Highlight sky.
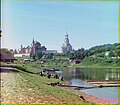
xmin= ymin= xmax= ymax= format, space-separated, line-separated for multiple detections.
xmin=1 ymin=0 xmax=119 ymax=52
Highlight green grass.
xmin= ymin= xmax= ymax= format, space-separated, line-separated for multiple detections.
xmin=18 ymin=66 xmax=82 ymax=103
xmin=23 ymin=60 xmax=69 ymax=69
xmin=1 ymin=63 xmax=85 ymax=104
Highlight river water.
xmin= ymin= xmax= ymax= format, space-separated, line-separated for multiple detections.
xmin=56 ymin=67 xmax=119 ymax=104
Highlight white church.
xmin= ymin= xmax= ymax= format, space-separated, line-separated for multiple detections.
xmin=61 ymin=33 xmax=73 ymax=53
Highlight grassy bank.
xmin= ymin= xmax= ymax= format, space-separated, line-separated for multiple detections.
xmin=1 ymin=62 xmax=114 ymax=104
xmin=71 ymin=64 xmax=120 ymax=69
xmin=1 ymin=63 xmax=86 ymax=104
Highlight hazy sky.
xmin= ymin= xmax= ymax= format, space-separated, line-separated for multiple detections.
xmin=1 ymin=0 xmax=119 ymax=51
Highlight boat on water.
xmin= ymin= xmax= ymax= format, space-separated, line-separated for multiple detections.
xmin=43 ymin=68 xmax=59 ymax=72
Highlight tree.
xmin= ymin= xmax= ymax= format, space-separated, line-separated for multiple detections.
xmin=116 ymin=45 xmax=120 ymax=57
xmin=32 ymin=54 xmax=36 ymax=59
xmin=35 ymin=50 xmax=43 ymax=59
xmin=44 ymin=53 xmax=53 ymax=59
xmin=76 ymin=48 xmax=85 ymax=59
xmin=108 ymin=50 xmax=115 ymax=57
xmin=65 ymin=51 xmax=74 ymax=59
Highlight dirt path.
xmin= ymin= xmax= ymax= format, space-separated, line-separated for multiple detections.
xmin=0 ymin=67 xmax=63 ymax=104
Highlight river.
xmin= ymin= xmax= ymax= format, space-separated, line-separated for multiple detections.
xmin=56 ymin=67 xmax=119 ymax=104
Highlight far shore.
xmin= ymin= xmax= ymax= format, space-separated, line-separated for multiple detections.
xmin=69 ymin=65 xmax=120 ymax=69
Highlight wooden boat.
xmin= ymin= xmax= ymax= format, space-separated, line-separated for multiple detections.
xmin=85 ymin=80 xmax=120 ymax=87
xmin=43 ymin=68 xmax=59 ymax=72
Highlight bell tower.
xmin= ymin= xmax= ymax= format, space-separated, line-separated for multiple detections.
xmin=61 ymin=32 xmax=72 ymax=53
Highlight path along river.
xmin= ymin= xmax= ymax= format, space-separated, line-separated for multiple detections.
xmin=55 ymin=67 xmax=119 ymax=104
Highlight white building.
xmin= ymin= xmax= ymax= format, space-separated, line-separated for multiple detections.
xmin=61 ymin=33 xmax=73 ymax=53
xmin=42 ymin=50 xmax=57 ymax=54
xmin=14 ymin=53 xmax=30 ymax=58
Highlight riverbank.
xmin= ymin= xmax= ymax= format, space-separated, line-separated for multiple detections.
xmin=59 ymin=85 xmax=112 ymax=104
xmin=0 ymin=63 xmax=113 ymax=104
xmin=11 ymin=58 xmax=118 ymax=69
xmin=0 ymin=65 xmax=83 ymax=104
xmin=23 ymin=60 xmax=120 ymax=69
xmin=70 ymin=64 xmax=120 ymax=69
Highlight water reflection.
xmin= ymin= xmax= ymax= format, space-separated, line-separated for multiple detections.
xmin=105 ymin=70 xmax=118 ymax=80
xmin=60 ymin=67 xmax=118 ymax=104
xmin=61 ymin=68 xmax=118 ymax=81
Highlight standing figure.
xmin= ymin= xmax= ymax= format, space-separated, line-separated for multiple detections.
xmin=54 ymin=74 xmax=59 ymax=79
xmin=47 ymin=73 xmax=51 ymax=79
xmin=61 ymin=76 xmax=64 ymax=81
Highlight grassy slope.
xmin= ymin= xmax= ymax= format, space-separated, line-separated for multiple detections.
xmin=1 ymin=63 xmax=85 ymax=104
xmin=1 ymin=62 xmax=115 ymax=104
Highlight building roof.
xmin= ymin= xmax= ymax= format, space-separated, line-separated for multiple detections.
xmin=0 ymin=49 xmax=14 ymax=59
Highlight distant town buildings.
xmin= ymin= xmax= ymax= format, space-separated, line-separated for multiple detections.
xmin=13 ymin=39 xmax=58 ymax=58
xmin=30 ymin=38 xmax=47 ymax=55
xmin=14 ymin=38 xmax=47 ymax=57
xmin=42 ymin=50 xmax=57 ymax=54
xmin=61 ymin=33 xmax=73 ymax=53
xmin=3 ymin=33 xmax=74 ymax=59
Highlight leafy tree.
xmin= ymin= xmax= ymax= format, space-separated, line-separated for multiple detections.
xmin=1 ymin=48 xmax=9 ymax=52
xmin=76 ymin=48 xmax=85 ymax=59
xmin=32 ymin=54 xmax=36 ymax=59
xmin=108 ymin=50 xmax=115 ymax=57
xmin=44 ymin=53 xmax=53 ymax=59
xmin=116 ymin=45 xmax=120 ymax=56
xmin=35 ymin=50 xmax=43 ymax=59
xmin=65 ymin=51 xmax=74 ymax=59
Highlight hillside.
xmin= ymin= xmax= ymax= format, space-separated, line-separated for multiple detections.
xmin=0 ymin=64 xmax=85 ymax=104
xmin=64 ymin=43 xmax=120 ymax=67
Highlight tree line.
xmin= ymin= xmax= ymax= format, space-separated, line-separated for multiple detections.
xmin=31 ymin=43 xmax=120 ymax=61
xmin=65 ymin=43 xmax=120 ymax=60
